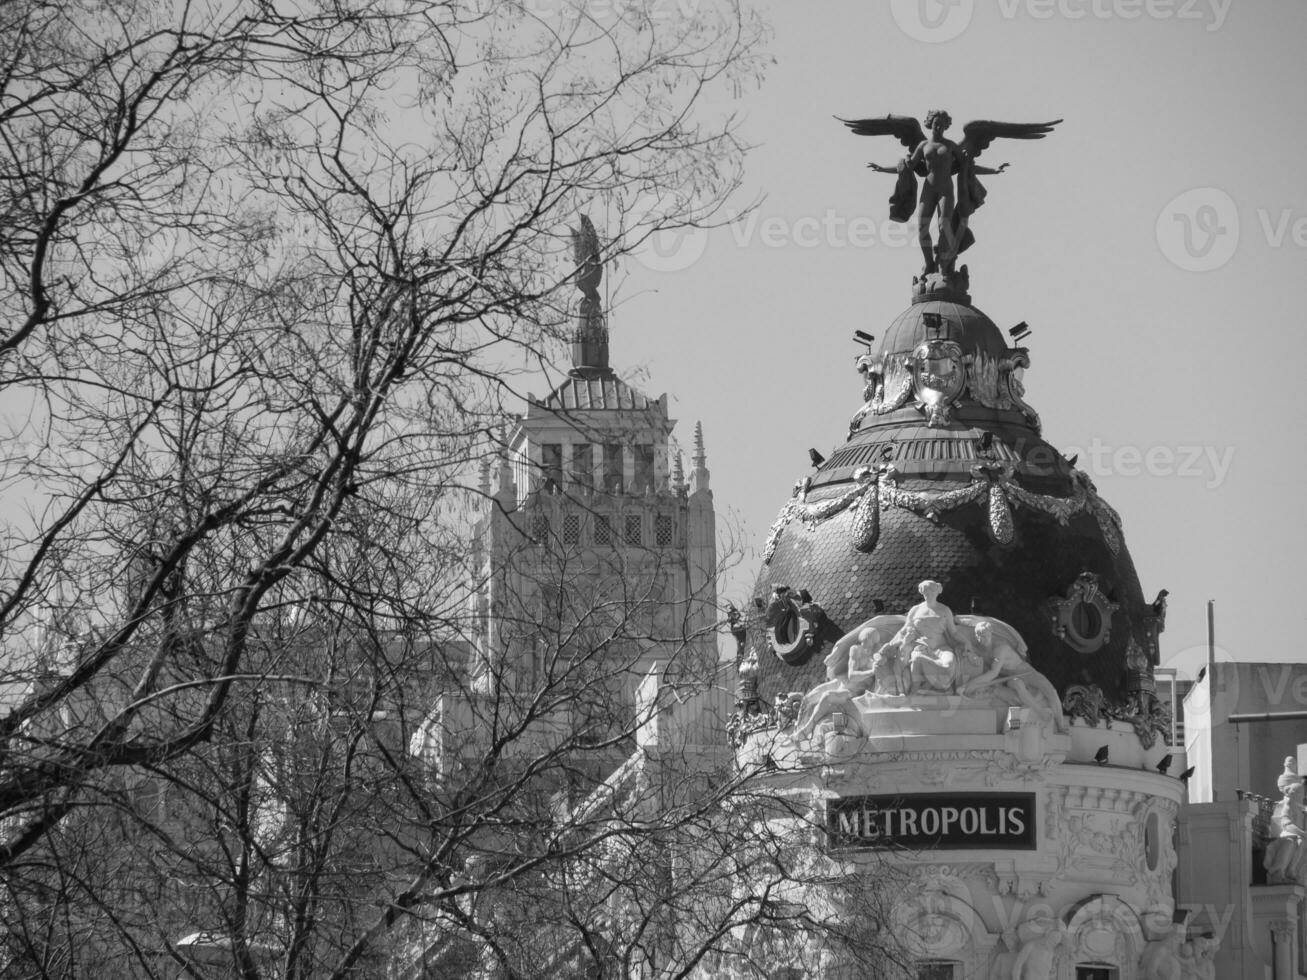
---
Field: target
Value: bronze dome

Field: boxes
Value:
[752,299,1160,715]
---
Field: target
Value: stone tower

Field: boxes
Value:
[469,217,717,731]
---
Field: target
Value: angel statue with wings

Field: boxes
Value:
[838,111,1061,277]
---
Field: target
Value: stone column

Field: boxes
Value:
[1251,884,1303,979]
[1271,918,1296,980]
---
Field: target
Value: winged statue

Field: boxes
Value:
[571,214,602,304]
[838,111,1061,277]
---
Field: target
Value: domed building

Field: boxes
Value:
[753,278,1159,717]
[731,270,1192,980]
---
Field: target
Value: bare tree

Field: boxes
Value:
[0,0,761,847]
[0,1,917,975]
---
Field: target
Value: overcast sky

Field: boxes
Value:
[597,0,1307,680]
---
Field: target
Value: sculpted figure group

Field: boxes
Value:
[1139,927,1220,980]
[795,580,1067,741]
[1264,756,1307,886]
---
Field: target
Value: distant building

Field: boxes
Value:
[1176,661,1307,980]
[396,231,731,978]
[467,291,719,721]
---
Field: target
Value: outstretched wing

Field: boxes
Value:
[837,114,926,151]
[960,118,1062,159]
[823,614,905,680]
[956,615,1029,661]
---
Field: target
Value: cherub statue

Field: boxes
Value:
[838,111,1060,276]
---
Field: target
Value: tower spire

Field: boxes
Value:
[569,215,610,377]
[690,421,711,495]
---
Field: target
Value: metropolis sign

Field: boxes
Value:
[826,793,1037,851]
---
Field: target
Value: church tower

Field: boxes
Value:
[470,217,718,735]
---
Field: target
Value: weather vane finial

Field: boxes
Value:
[572,215,602,308]
[569,214,610,376]
[838,111,1061,301]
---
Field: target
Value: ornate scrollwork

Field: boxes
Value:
[963,350,1012,410]
[726,709,775,748]
[1004,349,1041,432]
[764,586,827,666]
[874,354,914,415]
[1049,571,1119,653]
[1063,683,1109,727]
[1062,681,1172,749]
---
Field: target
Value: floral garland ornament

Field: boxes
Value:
[762,464,1124,565]
[850,466,881,552]
[1062,681,1172,751]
